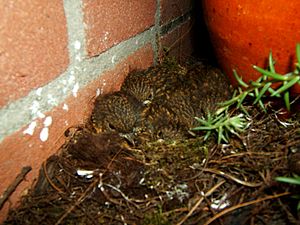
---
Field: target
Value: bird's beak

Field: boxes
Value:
[143,100,152,106]
[119,133,136,146]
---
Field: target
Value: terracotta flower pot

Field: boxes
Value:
[202,0,300,94]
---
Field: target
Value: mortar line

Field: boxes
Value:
[0,27,156,143]
[63,0,86,64]
[153,0,161,65]
[160,10,193,36]
[0,2,190,143]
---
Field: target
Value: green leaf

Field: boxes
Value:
[276,176,300,185]
[267,86,281,97]
[250,80,263,87]
[218,126,224,144]
[253,66,288,81]
[254,86,265,110]
[219,95,239,107]
[295,44,300,73]
[284,91,290,111]
[204,131,211,140]
[225,124,238,135]
[237,91,248,108]
[297,43,300,65]
[233,69,249,88]
[215,106,227,115]
[268,51,276,73]
[192,126,212,131]
[271,76,300,96]
[240,104,249,116]
[253,82,272,104]
[256,75,263,83]
[212,113,227,124]
[194,117,209,125]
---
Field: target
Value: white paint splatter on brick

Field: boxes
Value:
[63,103,69,111]
[111,55,116,63]
[75,54,82,62]
[104,31,109,41]
[69,75,75,84]
[23,121,37,136]
[72,82,79,97]
[47,94,57,106]
[73,40,81,50]
[43,116,52,127]
[40,127,49,142]
[30,100,40,114]
[37,111,45,119]
[36,87,43,96]
[61,79,67,85]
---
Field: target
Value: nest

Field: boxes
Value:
[3,60,300,225]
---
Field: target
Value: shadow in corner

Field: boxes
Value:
[192,0,217,66]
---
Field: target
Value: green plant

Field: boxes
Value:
[275,175,300,211]
[219,43,300,113]
[192,112,248,144]
[193,44,300,144]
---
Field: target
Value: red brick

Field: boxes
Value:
[160,0,193,25]
[0,45,154,222]
[0,0,69,107]
[83,0,156,57]
[160,19,194,62]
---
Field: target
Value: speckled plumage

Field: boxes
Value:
[121,59,188,105]
[121,70,154,105]
[91,60,232,143]
[137,101,184,140]
[91,91,144,135]
[137,63,232,140]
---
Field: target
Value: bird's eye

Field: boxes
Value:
[143,91,154,106]
[147,91,153,100]
[143,100,151,106]
[108,123,116,131]
[157,130,163,138]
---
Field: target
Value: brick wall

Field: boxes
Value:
[0,0,195,220]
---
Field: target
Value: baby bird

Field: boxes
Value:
[91,61,232,144]
[149,60,188,99]
[185,64,232,114]
[121,70,154,106]
[121,60,188,106]
[90,91,144,137]
[137,101,185,141]
[137,64,232,141]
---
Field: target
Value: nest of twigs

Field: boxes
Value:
[3,104,300,225]
[3,59,300,225]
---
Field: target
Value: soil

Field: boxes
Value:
[2,59,300,225]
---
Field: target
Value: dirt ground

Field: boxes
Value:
[2,60,300,225]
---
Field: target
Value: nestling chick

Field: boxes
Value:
[186,64,232,114]
[150,60,188,99]
[121,70,154,106]
[90,91,144,136]
[137,100,187,141]
[121,59,188,106]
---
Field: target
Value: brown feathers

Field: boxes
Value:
[90,61,231,143]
